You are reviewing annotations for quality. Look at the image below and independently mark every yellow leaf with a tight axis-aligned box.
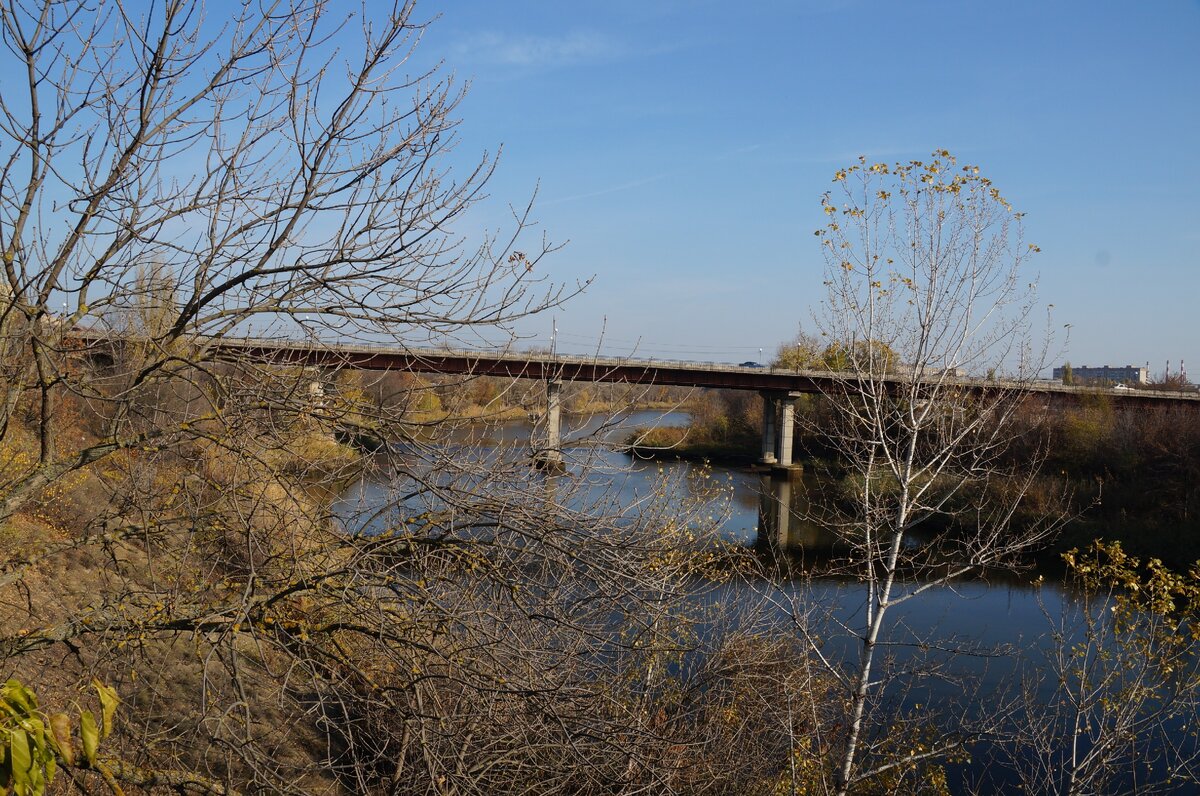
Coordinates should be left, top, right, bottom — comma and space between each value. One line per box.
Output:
49, 713, 75, 765
80, 710, 99, 766
92, 680, 119, 740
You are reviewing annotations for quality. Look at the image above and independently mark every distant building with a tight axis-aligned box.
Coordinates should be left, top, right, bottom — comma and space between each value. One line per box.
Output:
1053, 364, 1148, 385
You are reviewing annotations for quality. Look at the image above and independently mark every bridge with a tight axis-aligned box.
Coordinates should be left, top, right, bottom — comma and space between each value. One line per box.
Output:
74, 331, 1200, 471
211, 338, 1199, 397
76, 332, 1200, 546
197, 337, 1200, 470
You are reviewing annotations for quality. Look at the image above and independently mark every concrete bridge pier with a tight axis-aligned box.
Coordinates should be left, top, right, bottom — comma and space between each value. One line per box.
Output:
760, 393, 778, 465
305, 366, 340, 408
760, 391, 802, 469
535, 378, 565, 471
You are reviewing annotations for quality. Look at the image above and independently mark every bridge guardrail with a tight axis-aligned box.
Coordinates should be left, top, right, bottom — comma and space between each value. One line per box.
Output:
72, 329, 1200, 402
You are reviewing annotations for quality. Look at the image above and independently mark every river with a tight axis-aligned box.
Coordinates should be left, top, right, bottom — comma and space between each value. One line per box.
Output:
332, 409, 1189, 791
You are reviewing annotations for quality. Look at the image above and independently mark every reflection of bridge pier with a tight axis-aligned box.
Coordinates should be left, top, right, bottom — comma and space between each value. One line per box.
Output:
756, 466, 835, 550
758, 470, 794, 548
760, 390, 803, 469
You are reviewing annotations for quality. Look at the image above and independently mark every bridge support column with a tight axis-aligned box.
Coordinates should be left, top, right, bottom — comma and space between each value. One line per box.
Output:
761, 391, 801, 468
778, 396, 796, 467
760, 393, 778, 465
537, 378, 565, 471
304, 366, 339, 409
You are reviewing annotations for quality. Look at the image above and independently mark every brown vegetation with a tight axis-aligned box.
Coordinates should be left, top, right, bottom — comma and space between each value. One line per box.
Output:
0, 4, 827, 794
627, 390, 762, 464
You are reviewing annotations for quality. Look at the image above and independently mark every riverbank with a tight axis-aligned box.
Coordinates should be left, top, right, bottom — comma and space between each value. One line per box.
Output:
628, 393, 1200, 570
623, 393, 763, 467
405, 398, 692, 427
624, 424, 763, 467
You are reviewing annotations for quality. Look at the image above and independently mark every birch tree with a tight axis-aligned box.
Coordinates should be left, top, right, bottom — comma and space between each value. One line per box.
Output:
804, 152, 1060, 794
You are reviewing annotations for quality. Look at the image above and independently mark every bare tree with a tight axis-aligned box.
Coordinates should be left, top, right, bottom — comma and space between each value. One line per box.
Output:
0, 0, 582, 512
798, 152, 1061, 794
0, 3, 798, 794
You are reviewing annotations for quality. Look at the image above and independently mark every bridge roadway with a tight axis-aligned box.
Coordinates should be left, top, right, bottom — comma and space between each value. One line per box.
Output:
213, 337, 1200, 407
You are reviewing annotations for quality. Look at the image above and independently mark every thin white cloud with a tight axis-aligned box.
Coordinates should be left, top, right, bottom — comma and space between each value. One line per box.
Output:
776, 146, 939, 166
453, 31, 619, 68
541, 173, 670, 207
541, 143, 768, 206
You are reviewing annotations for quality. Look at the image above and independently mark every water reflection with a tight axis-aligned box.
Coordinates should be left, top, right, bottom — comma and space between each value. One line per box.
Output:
756, 468, 840, 550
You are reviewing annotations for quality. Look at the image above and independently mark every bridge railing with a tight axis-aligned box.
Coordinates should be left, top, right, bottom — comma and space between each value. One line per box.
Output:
72, 329, 1200, 403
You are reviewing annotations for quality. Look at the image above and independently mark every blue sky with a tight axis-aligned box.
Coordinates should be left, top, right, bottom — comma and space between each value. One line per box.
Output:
417, 0, 1199, 375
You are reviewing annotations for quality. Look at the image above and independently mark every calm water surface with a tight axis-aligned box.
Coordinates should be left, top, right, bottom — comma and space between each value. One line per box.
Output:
336, 408, 1070, 677
334, 410, 1147, 789
335, 409, 1064, 650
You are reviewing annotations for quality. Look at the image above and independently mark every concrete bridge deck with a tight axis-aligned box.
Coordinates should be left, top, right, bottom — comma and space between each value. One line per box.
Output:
209, 338, 1200, 406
